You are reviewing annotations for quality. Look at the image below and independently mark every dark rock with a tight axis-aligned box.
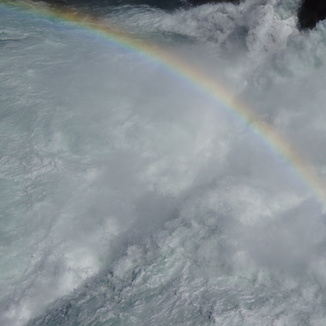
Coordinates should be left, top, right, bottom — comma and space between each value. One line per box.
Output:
186, 0, 239, 4
31, 0, 239, 11
31, 0, 187, 11
298, 0, 326, 29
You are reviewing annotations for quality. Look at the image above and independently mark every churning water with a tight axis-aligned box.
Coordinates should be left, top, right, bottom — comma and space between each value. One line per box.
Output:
2, 0, 326, 325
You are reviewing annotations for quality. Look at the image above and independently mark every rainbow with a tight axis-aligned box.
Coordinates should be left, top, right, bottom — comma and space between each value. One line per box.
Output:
1, 0, 325, 205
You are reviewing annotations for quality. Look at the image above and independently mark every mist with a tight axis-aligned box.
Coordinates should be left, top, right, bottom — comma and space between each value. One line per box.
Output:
2, 0, 326, 325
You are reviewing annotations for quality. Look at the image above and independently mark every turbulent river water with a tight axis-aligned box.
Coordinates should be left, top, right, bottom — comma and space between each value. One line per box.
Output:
2, 0, 326, 325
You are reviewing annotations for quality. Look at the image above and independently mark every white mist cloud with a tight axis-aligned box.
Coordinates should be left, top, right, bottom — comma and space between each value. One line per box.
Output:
2, 1, 326, 325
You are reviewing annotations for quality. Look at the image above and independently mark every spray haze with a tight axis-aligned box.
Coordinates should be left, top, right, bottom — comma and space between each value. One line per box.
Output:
1, 0, 326, 325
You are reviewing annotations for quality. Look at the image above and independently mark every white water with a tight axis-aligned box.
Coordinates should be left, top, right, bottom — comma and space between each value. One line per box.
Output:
2, 0, 326, 325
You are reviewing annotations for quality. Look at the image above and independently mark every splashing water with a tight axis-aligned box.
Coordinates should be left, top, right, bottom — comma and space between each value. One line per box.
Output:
2, 0, 326, 325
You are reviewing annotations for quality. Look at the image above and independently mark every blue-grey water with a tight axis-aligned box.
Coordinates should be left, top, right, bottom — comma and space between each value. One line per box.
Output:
2, 0, 326, 325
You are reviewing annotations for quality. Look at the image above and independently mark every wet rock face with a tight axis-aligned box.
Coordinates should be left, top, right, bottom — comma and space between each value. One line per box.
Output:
32, 0, 239, 10
298, 0, 326, 29
186, 0, 239, 4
